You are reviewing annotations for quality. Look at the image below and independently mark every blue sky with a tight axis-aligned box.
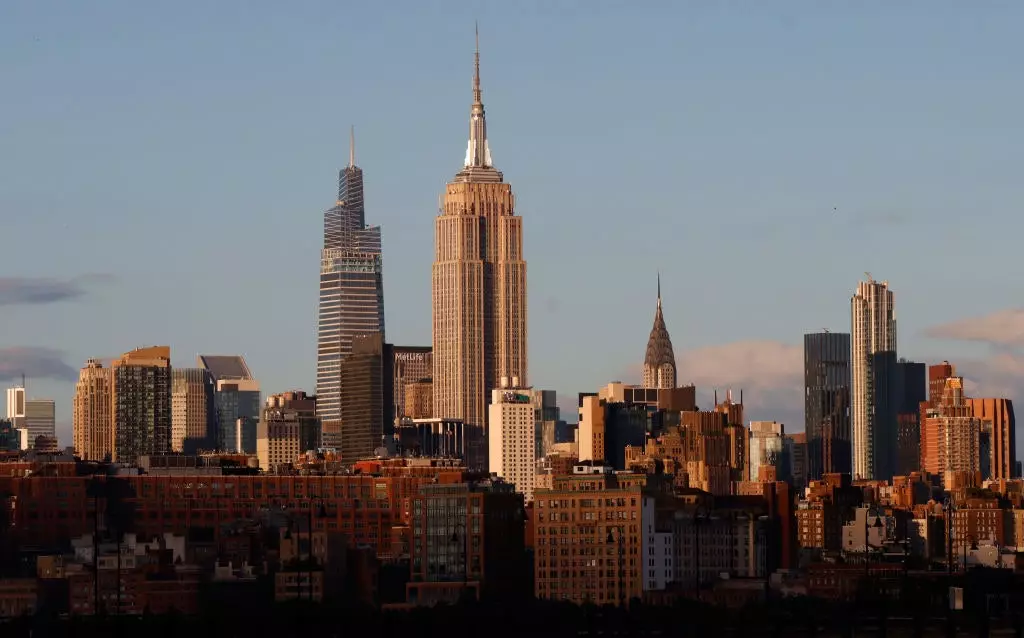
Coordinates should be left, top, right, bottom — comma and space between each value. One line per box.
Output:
3, 1, 1024, 453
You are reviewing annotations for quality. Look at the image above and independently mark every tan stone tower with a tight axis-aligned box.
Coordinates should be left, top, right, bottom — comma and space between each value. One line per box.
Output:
432, 26, 527, 431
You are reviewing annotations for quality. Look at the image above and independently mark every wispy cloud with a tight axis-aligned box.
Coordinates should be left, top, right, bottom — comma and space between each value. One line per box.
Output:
925, 309, 1024, 347
0, 274, 113, 306
0, 347, 78, 382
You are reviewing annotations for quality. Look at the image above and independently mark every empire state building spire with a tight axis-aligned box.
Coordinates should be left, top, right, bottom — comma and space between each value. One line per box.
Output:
464, 22, 493, 170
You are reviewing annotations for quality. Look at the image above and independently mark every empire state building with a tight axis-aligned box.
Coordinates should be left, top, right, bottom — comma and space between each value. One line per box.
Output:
432, 28, 527, 432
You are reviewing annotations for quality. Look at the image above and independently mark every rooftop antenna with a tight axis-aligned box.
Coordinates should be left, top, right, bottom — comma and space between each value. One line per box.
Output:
865, 271, 873, 282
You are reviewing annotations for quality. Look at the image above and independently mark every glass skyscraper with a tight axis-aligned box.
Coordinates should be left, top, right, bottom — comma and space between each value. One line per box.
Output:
316, 129, 385, 425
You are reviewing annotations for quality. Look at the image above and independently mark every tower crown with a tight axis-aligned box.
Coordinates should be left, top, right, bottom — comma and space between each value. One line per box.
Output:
642, 274, 676, 389
455, 24, 502, 183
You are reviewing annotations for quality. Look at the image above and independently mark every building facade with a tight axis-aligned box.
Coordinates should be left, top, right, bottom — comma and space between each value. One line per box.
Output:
850, 277, 897, 480
392, 347, 432, 420
339, 333, 394, 463
642, 276, 676, 389
24, 399, 56, 446
316, 129, 386, 429
170, 368, 214, 453
72, 359, 113, 461
256, 391, 321, 473
197, 355, 261, 452
4, 386, 25, 430
804, 332, 852, 481
432, 32, 527, 432
112, 347, 172, 465
967, 397, 1016, 480
487, 379, 536, 502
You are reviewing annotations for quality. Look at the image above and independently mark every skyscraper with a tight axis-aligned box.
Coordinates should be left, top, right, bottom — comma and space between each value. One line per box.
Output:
851, 277, 897, 480
197, 355, 261, 452
804, 331, 852, 480
432, 28, 527, 431
339, 332, 394, 463
171, 367, 214, 453
73, 358, 113, 461
112, 346, 172, 465
4, 385, 25, 429
317, 128, 386, 430
642, 275, 676, 389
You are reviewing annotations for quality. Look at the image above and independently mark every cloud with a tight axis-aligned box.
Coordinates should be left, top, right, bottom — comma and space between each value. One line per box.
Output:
953, 353, 1024, 400
0, 347, 78, 383
925, 309, 1024, 347
0, 275, 113, 306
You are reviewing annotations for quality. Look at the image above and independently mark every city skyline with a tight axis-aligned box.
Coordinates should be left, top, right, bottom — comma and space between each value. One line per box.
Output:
3, 4, 1024, 452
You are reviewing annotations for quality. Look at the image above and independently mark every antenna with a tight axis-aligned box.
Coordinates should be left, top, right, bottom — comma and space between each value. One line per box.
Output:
864, 271, 873, 282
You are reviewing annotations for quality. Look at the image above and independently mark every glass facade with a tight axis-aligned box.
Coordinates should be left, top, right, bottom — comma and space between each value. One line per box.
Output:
804, 332, 852, 481
316, 162, 385, 423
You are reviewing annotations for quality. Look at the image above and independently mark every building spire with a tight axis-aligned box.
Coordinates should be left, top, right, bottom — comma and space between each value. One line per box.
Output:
349, 125, 355, 168
657, 271, 662, 307
464, 22, 492, 168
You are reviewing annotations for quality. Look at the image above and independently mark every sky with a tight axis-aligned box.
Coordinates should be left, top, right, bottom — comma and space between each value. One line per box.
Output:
2, 1, 1024, 456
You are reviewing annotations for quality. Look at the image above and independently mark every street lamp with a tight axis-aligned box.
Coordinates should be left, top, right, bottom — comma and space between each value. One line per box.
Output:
606, 526, 625, 606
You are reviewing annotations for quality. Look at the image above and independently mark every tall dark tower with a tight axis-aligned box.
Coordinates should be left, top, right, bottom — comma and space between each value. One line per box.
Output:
804, 332, 852, 480
316, 127, 386, 430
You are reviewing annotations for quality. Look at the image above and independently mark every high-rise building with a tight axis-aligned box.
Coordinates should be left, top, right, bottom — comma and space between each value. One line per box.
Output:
851, 277, 897, 480
392, 346, 432, 419
72, 358, 113, 461
432, 29, 527, 432
967, 398, 1015, 480
921, 376, 980, 487
803, 331, 852, 480
4, 385, 25, 429
23, 399, 56, 445
488, 377, 536, 502
197, 355, 261, 452
893, 359, 926, 477
642, 275, 676, 389
171, 368, 214, 453
256, 391, 321, 473
316, 128, 386, 430
339, 333, 394, 463
112, 346, 172, 465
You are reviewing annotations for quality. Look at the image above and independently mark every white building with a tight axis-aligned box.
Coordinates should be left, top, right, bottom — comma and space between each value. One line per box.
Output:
851, 277, 896, 480
5, 385, 25, 429
488, 376, 537, 502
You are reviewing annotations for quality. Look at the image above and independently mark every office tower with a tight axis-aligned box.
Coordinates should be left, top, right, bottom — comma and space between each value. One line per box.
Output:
642, 275, 676, 389
749, 421, 786, 482
921, 376, 980, 487
432, 29, 527, 432
339, 333, 394, 463
197, 355, 261, 451
851, 277, 897, 480
316, 128, 385, 430
967, 398, 1015, 480
392, 346, 432, 419
112, 346, 172, 465
72, 358, 113, 461
803, 332, 852, 480
488, 378, 537, 501
4, 385, 25, 429
894, 360, 926, 476
256, 391, 321, 473
171, 368, 214, 453
23, 399, 56, 444
532, 389, 560, 459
